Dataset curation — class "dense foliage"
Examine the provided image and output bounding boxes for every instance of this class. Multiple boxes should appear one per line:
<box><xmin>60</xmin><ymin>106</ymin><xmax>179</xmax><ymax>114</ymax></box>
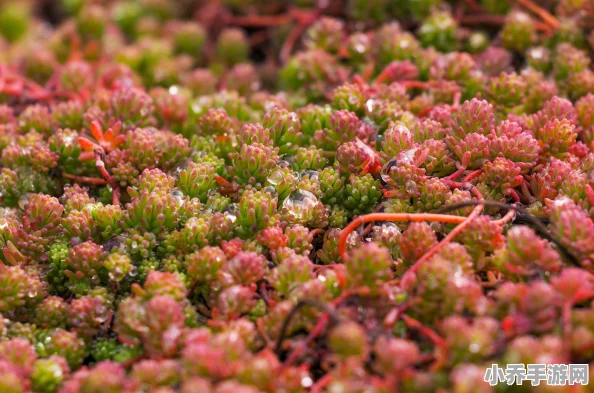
<box><xmin>0</xmin><ymin>0</ymin><xmax>593</xmax><ymax>392</ymax></box>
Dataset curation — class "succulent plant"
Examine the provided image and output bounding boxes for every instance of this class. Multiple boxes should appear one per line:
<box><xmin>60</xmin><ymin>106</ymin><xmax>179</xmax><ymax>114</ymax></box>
<box><xmin>0</xmin><ymin>2</ymin><xmax>592</xmax><ymax>391</ymax></box>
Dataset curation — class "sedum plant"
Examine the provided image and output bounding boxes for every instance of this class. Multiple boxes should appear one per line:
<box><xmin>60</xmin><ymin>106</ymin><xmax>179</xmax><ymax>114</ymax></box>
<box><xmin>0</xmin><ymin>1</ymin><xmax>592</xmax><ymax>392</ymax></box>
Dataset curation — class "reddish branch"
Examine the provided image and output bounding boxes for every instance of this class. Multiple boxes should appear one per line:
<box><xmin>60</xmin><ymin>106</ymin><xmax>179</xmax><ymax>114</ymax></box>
<box><xmin>0</xmin><ymin>65</ymin><xmax>64</xmax><ymax>103</ymax></box>
<box><xmin>310</xmin><ymin>374</ymin><xmax>333</xmax><ymax>393</ymax></box>
<box><xmin>401</xmin><ymin>314</ymin><xmax>447</xmax><ymax>371</ymax></box>
<box><xmin>516</xmin><ymin>0</ymin><xmax>560</xmax><ymax>30</ymax></box>
<box><xmin>62</xmin><ymin>172</ymin><xmax>108</xmax><ymax>185</ymax></box>
<box><xmin>92</xmin><ymin>150</ymin><xmax>119</xmax><ymax>205</ymax></box>
<box><xmin>400</xmin><ymin>80</ymin><xmax>443</xmax><ymax>90</ymax></box>
<box><xmin>278</xmin><ymin>8</ymin><xmax>324</xmax><ymax>63</ymax></box>
<box><xmin>227</xmin><ymin>13</ymin><xmax>291</xmax><ymax>27</ymax></box>
<box><xmin>338</xmin><ymin>212</ymin><xmax>469</xmax><ymax>260</ymax></box>
<box><xmin>339</xmin><ymin>185</ymin><xmax>534</xmax><ymax>294</ymax></box>
<box><xmin>492</xmin><ymin>208</ymin><xmax>516</xmax><ymax>226</ymax></box>
<box><xmin>446</xmin><ymin>168</ymin><xmax>465</xmax><ymax>181</ymax></box>
<box><xmin>76</xmin><ymin>121</ymin><xmax>125</xmax><ymax>205</ymax></box>
<box><xmin>401</xmin><ymin>314</ymin><xmax>446</xmax><ymax>348</ymax></box>
<box><xmin>308</xmin><ymin>228</ymin><xmax>325</xmax><ymax>240</ymax></box>
<box><xmin>383</xmin><ymin>303</ymin><xmax>409</xmax><ymax>329</ymax></box>
<box><xmin>464</xmin><ymin>0</ymin><xmax>484</xmax><ymax>12</ymax></box>
<box><xmin>400</xmin><ymin>199</ymin><xmax>484</xmax><ymax>289</ymax></box>
<box><xmin>463</xmin><ymin>169</ymin><xmax>482</xmax><ymax>183</ymax></box>
<box><xmin>400</xmin><ymin>185</ymin><xmax>485</xmax><ymax>282</ymax></box>
<box><xmin>215</xmin><ymin>174</ymin><xmax>239</xmax><ymax>195</ymax></box>
<box><xmin>520</xmin><ymin>180</ymin><xmax>534</xmax><ymax>204</ymax></box>
<box><xmin>283</xmin><ymin>313</ymin><xmax>330</xmax><ymax>366</ymax></box>
<box><xmin>279</xmin><ymin>290</ymin><xmax>366</xmax><ymax>368</ymax></box>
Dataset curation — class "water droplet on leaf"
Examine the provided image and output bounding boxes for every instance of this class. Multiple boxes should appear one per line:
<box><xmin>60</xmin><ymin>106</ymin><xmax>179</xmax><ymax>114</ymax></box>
<box><xmin>282</xmin><ymin>190</ymin><xmax>318</xmax><ymax>222</ymax></box>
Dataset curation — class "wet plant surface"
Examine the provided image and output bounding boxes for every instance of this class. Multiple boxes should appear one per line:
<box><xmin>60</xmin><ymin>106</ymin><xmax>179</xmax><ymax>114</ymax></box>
<box><xmin>0</xmin><ymin>0</ymin><xmax>594</xmax><ymax>392</ymax></box>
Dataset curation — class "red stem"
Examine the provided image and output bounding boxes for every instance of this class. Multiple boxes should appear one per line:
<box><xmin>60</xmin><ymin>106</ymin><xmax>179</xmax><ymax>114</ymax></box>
<box><xmin>361</xmin><ymin>63</ymin><xmax>375</xmax><ymax>82</ymax></box>
<box><xmin>311</xmin><ymin>374</ymin><xmax>333</xmax><ymax>393</ymax></box>
<box><xmin>383</xmin><ymin>303</ymin><xmax>409</xmax><ymax>329</ymax></box>
<box><xmin>492</xmin><ymin>209</ymin><xmax>516</xmax><ymax>226</ymax></box>
<box><xmin>62</xmin><ymin>172</ymin><xmax>108</xmax><ymax>185</ymax></box>
<box><xmin>400</xmin><ymin>80</ymin><xmax>441</xmax><ymax>90</ymax></box>
<box><xmin>465</xmin><ymin>0</ymin><xmax>484</xmax><ymax>12</ymax></box>
<box><xmin>228</xmin><ymin>14</ymin><xmax>291</xmax><ymax>27</ymax></box>
<box><xmin>280</xmin><ymin>9</ymin><xmax>321</xmax><ymax>63</ymax></box>
<box><xmin>516</xmin><ymin>0</ymin><xmax>560</xmax><ymax>30</ymax></box>
<box><xmin>374</xmin><ymin>64</ymin><xmax>400</xmax><ymax>84</ymax></box>
<box><xmin>94</xmin><ymin>150</ymin><xmax>120</xmax><ymax>205</ymax></box>
<box><xmin>215</xmin><ymin>174</ymin><xmax>233</xmax><ymax>188</ymax></box>
<box><xmin>520</xmin><ymin>180</ymin><xmax>535</xmax><ymax>203</ymax></box>
<box><xmin>453</xmin><ymin>91</ymin><xmax>462</xmax><ymax>107</ymax></box>
<box><xmin>463</xmin><ymin>169</ymin><xmax>482</xmax><ymax>183</ymax></box>
<box><xmin>509</xmin><ymin>189</ymin><xmax>521</xmax><ymax>203</ymax></box>
<box><xmin>308</xmin><ymin>228</ymin><xmax>325</xmax><ymax>240</ymax></box>
<box><xmin>256</xmin><ymin>319</ymin><xmax>273</xmax><ymax>348</ymax></box>
<box><xmin>399</xmin><ymin>187</ymin><xmax>485</xmax><ymax>288</ymax></box>
<box><xmin>401</xmin><ymin>314</ymin><xmax>446</xmax><ymax>348</ymax></box>
<box><xmin>283</xmin><ymin>314</ymin><xmax>329</xmax><ymax>366</ymax></box>
<box><xmin>281</xmin><ymin>289</ymin><xmax>364</xmax><ymax>368</ymax></box>
<box><xmin>446</xmin><ymin>168</ymin><xmax>465</xmax><ymax>181</ymax></box>
<box><xmin>338</xmin><ymin>213</ymin><xmax>468</xmax><ymax>260</ymax></box>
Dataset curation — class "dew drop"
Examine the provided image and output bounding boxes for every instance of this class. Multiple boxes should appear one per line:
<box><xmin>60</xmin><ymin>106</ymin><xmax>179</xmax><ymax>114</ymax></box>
<box><xmin>347</xmin><ymin>231</ymin><xmax>359</xmax><ymax>247</ymax></box>
<box><xmin>277</xmin><ymin>160</ymin><xmax>291</xmax><ymax>169</ymax></box>
<box><xmin>405</xmin><ymin>180</ymin><xmax>418</xmax><ymax>195</ymax></box>
<box><xmin>375</xmin><ymin>133</ymin><xmax>384</xmax><ymax>145</ymax></box>
<box><xmin>354</xmin><ymin>43</ymin><xmax>366</xmax><ymax>53</ymax></box>
<box><xmin>63</xmin><ymin>134</ymin><xmax>75</xmax><ymax>146</ymax></box>
<box><xmin>128</xmin><ymin>266</ymin><xmax>138</xmax><ymax>277</ymax></box>
<box><xmin>381</xmin><ymin>158</ymin><xmax>398</xmax><ymax>182</ymax></box>
<box><xmin>224</xmin><ymin>211</ymin><xmax>237</xmax><ymax>224</ymax></box>
<box><xmin>18</xmin><ymin>194</ymin><xmax>32</xmax><ymax>210</ymax></box>
<box><xmin>223</xmin><ymin>203</ymin><xmax>238</xmax><ymax>224</ymax></box>
<box><xmin>263</xmin><ymin>186</ymin><xmax>277</xmax><ymax>197</ymax></box>
<box><xmin>207</xmin><ymin>188</ymin><xmax>220</xmax><ymax>199</ymax></box>
<box><xmin>170</xmin><ymin>189</ymin><xmax>186</xmax><ymax>208</ymax></box>
<box><xmin>366</xmin><ymin>99</ymin><xmax>377</xmax><ymax>113</ymax></box>
<box><xmin>373</xmin><ymin>222</ymin><xmax>401</xmax><ymax>239</ymax></box>
<box><xmin>94</xmin><ymin>315</ymin><xmax>107</xmax><ymax>324</ymax></box>
<box><xmin>282</xmin><ymin>155</ymin><xmax>296</xmax><ymax>166</ymax></box>
<box><xmin>224</xmin><ymin>203</ymin><xmax>239</xmax><ymax>216</ymax></box>
<box><xmin>168</xmin><ymin>85</ymin><xmax>179</xmax><ymax>95</ymax></box>
<box><xmin>267</xmin><ymin>170</ymin><xmax>284</xmax><ymax>186</ymax></box>
<box><xmin>102</xmin><ymin>236</ymin><xmax>124</xmax><ymax>252</ymax></box>
<box><xmin>400</xmin><ymin>147</ymin><xmax>418</xmax><ymax>164</ymax></box>
<box><xmin>528</xmin><ymin>47</ymin><xmax>545</xmax><ymax>60</ymax></box>
<box><xmin>281</xmin><ymin>190</ymin><xmax>318</xmax><ymax>222</ymax></box>
<box><xmin>552</xmin><ymin>196</ymin><xmax>572</xmax><ymax>208</ymax></box>
<box><xmin>299</xmin><ymin>169</ymin><xmax>318</xmax><ymax>180</ymax></box>
<box><xmin>301</xmin><ymin>377</ymin><xmax>313</xmax><ymax>388</ymax></box>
